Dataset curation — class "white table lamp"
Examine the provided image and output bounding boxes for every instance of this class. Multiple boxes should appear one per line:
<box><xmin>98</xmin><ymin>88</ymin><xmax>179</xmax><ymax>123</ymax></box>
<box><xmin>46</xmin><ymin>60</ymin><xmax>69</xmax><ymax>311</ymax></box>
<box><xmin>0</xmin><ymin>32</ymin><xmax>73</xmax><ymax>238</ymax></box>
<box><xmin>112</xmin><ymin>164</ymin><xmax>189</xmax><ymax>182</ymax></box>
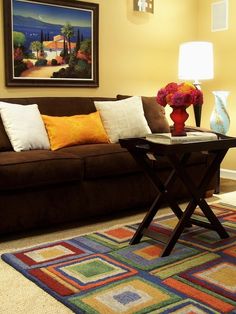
<box><xmin>178</xmin><ymin>41</ymin><xmax>214</xmax><ymax>126</ymax></box>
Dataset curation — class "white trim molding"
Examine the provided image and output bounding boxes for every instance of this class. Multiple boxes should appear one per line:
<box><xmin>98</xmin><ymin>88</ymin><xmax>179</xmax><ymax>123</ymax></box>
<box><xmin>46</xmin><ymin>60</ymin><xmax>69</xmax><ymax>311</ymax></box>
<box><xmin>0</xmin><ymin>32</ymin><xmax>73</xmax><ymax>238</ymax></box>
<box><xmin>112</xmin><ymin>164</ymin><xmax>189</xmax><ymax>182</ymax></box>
<box><xmin>220</xmin><ymin>168</ymin><xmax>236</xmax><ymax>180</ymax></box>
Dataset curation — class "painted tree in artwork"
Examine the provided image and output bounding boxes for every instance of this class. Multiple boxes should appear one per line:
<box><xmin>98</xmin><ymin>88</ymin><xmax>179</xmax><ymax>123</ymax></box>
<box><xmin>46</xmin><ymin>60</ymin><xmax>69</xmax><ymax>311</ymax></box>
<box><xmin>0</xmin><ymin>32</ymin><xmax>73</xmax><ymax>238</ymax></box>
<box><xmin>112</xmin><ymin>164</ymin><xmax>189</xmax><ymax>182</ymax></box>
<box><xmin>30</xmin><ymin>41</ymin><xmax>42</xmax><ymax>59</ymax></box>
<box><xmin>40</xmin><ymin>30</ymin><xmax>44</xmax><ymax>44</ymax></box>
<box><xmin>13</xmin><ymin>31</ymin><xmax>26</xmax><ymax>61</ymax></box>
<box><xmin>75</xmin><ymin>28</ymin><xmax>81</xmax><ymax>53</ymax></box>
<box><xmin>61</xmin><ymin>23</ymin><xmax>74</xmax><ymax>55</ymax></box>
<box><xmin>13</xmin><ymin>31</ymin><xmax>26</xmax><ymax>48</ymax></box>
<box><xmin>60</xmin><ymin>38</ymin><xmax>68</xmax><ymax>62</ymax></box>
<box><xmin>80</xmin><ymin>39</ymin><xmax>91</xmax><ymax>61</ymax></box>
<box><xmin>13</xmin><ymin>31</ymin><xmax>27</xmax><ymax>76</ymax></box>
<box><xmin>13</xmin><ymin>31</ymin><xmax>25</xmax><ymax>58</ymax></box>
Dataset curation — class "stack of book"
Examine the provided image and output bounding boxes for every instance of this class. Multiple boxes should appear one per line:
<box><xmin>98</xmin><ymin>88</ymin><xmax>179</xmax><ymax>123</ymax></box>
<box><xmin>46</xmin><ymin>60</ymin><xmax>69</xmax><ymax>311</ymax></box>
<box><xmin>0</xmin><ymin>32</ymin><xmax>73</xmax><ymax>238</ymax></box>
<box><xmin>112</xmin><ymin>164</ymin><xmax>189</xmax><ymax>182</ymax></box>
<box><xmin>145</xmin><ymin>131</ymin><xmax>218</xmax><ymax>144</ymax></box>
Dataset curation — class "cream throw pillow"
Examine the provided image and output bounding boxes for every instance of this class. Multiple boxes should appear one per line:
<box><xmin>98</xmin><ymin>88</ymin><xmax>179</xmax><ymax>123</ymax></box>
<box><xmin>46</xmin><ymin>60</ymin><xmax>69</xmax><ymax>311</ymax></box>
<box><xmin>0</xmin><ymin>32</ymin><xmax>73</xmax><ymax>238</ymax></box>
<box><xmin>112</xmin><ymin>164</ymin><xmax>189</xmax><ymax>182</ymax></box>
<box><xmin>0</xmin><ymin>102</ymin><xmax>50</xmax><ymax>152</ymax></box>
<box><xmin>94</xmin><ymin>96</ymin><xmax>151</xmax><ymax>143</ymax></box>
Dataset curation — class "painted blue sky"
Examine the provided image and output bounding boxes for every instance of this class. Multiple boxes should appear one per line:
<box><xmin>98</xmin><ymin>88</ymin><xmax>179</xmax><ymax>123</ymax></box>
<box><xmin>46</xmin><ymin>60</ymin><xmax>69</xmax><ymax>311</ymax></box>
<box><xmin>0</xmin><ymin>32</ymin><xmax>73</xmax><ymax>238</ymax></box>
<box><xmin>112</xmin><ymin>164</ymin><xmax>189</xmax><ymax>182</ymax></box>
<box><xmin>13</xmin><ymin>0</ymin><xmax>92</xmax><ymax>27</ymax></box>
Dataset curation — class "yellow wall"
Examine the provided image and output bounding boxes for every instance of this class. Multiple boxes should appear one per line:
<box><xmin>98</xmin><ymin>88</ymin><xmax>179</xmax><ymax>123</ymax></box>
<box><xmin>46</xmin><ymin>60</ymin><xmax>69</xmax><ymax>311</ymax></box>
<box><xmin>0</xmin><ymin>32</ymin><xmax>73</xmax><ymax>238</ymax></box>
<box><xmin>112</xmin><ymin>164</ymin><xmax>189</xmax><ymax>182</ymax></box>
<box><xmin>198</xmin><ymin>0</ymin><xmax>236</xmax><ymax>170</ymax></box>
<box><xmin>0</xmin><ymin>0</ymin><xmax>235</xmax><ymax>170</ymax></box>
<box><xmin>0</xmin><ymin>0</ymin><xmax>197</xmax><ymax>98</ymax></box>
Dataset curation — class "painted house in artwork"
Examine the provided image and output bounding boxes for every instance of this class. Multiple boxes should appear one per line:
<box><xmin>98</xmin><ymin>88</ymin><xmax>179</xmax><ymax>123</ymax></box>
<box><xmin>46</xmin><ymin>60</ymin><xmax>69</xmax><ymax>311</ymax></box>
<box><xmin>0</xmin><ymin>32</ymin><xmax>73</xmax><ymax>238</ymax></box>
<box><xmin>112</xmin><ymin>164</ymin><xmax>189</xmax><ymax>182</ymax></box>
<box><xmin>32</xmin><ymin>35</ymin><xmax>76</xmax><ymax>60</ymax></box>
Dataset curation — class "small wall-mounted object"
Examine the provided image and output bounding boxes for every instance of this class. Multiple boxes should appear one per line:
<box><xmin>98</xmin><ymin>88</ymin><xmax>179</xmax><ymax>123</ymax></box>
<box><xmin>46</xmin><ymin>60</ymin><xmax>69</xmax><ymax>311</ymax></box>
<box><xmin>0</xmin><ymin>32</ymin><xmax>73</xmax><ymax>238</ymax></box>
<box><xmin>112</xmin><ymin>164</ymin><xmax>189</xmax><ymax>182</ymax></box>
<box><xmin>133</xmin><ymin>0</ymin><xmax>154</xmax><ymax>13</ymax></box>
<box><xmin>211</xmin><ymin>0</ymin><xmax>228</xmax><ymax>32</ymax></box>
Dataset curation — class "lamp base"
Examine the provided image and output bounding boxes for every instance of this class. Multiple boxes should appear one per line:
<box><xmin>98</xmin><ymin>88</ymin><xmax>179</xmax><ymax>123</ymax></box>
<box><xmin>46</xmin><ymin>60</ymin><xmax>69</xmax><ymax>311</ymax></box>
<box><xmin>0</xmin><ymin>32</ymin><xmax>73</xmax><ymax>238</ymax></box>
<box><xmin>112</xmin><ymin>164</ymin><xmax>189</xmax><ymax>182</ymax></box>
<box><xmin>193</xmin><ymin>82</ymin><xmax>202</xmax><ymax>127</ymax></box>
<box><xmin>194</xmin><ymin>105</ymin><xmax>202</xmax><ymax>127</ymax></box>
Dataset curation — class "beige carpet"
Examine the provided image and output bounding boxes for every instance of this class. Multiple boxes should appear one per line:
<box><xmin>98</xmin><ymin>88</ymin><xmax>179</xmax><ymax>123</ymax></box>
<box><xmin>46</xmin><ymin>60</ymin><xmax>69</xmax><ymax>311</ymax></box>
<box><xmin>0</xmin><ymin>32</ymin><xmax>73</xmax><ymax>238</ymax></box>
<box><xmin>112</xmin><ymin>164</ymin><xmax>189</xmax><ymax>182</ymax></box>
<box><xmin>0</xmin><ymin>210</ymin><xmax>151</xmax><ymax>314</ymax></box>
<box><xmin>0</xmin><ymin>194</ymin><xmax>234</xmax><ymax>314</ymax></box>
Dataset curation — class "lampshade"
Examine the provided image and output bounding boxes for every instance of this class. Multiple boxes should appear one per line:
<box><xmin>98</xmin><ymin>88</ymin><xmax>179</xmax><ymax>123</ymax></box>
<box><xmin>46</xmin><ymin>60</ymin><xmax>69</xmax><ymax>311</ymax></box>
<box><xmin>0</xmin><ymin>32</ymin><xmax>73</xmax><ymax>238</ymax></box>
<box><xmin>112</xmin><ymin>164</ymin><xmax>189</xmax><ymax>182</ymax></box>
<box><xmin>178</xmin><ymin>41</ymin><xmax>214</xmax><ymax>82</ymax></box>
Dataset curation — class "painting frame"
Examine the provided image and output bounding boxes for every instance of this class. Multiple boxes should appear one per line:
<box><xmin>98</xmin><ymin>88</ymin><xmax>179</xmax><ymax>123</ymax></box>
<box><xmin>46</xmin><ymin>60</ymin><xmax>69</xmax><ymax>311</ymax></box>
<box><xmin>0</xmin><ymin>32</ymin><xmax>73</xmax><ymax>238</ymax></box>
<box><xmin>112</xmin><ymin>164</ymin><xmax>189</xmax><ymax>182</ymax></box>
<box><xmin>3</xmin><ymin>0</ymin><xmax>99</xmax><ymax>87</ymax></box>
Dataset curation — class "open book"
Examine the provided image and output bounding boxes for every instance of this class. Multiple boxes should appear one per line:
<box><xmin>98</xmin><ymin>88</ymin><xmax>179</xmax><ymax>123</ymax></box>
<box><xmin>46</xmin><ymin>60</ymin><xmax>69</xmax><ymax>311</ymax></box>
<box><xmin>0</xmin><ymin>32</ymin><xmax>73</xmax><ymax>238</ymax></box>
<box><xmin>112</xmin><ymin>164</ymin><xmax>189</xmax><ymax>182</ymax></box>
<box><xmin>146</xmin><ymin>131</ymin><xmax>218</xmax><ymax>144</ymax></box>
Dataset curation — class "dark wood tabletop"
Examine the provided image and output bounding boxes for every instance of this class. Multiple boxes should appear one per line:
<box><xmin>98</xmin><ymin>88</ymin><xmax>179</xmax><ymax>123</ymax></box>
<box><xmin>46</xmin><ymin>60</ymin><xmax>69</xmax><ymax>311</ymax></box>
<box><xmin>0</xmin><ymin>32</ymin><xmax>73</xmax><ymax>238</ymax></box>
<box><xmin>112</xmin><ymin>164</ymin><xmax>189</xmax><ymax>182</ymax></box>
<box><xmin>119</xmin><ymin>134</ymin><xmax>236</xmax><ymax>155</ymax></box>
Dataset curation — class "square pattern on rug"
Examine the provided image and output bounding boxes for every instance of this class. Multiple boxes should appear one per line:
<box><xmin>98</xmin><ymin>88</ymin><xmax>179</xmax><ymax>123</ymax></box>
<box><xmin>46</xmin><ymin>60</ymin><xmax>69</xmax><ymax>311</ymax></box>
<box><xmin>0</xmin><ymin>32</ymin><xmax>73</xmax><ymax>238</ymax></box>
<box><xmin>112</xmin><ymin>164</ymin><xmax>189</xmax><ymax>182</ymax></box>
<box><xmin>2</xmin><ymin>205</ymin><xmax>236</xmax><ymax>313</ymax></box>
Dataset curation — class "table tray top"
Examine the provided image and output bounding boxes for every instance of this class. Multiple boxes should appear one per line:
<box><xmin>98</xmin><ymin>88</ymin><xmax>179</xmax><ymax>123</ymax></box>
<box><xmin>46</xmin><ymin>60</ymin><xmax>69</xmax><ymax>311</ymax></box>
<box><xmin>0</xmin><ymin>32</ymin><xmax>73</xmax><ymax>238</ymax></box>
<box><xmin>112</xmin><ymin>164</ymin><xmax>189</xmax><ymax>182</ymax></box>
<box><xmin>119</xmin><ymin>134</ymin><xmax>236</xmax><ymax>155</ymax></box>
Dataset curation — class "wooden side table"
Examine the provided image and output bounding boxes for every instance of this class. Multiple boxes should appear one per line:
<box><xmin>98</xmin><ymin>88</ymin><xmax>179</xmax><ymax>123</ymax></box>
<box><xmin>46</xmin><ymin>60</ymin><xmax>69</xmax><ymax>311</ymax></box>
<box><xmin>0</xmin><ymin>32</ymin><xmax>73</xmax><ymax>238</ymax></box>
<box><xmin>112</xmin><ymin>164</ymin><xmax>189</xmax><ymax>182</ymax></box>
<box><xmin>120</xmin><ymin>134</ymin><xmax>236</xmax><ymax>256</ymax></box>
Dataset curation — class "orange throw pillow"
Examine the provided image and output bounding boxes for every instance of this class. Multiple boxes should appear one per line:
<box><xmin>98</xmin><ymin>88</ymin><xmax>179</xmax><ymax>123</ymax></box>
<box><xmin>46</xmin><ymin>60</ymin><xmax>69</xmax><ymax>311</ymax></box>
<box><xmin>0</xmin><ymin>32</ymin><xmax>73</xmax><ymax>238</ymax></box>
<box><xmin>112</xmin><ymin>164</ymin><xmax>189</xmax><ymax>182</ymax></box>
<box><xmin>41</xmin><ymin>111</ymin><xmax>110</xmax><ymax>150</ymax></box>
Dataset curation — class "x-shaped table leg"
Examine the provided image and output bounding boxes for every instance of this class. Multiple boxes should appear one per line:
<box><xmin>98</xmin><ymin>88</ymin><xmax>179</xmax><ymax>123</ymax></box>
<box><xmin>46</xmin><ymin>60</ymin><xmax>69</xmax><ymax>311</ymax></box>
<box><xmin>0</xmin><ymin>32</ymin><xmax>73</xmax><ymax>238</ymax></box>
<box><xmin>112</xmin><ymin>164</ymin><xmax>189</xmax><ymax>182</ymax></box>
<box><xmin>129</xmin><ymin>151</ymin><xmax>191</xmax><ymax>245</ymax></box>
<box><xmin>129</xmin><ymin>149</ymin><xmax>229</xmax><ymax>256</ymax></box>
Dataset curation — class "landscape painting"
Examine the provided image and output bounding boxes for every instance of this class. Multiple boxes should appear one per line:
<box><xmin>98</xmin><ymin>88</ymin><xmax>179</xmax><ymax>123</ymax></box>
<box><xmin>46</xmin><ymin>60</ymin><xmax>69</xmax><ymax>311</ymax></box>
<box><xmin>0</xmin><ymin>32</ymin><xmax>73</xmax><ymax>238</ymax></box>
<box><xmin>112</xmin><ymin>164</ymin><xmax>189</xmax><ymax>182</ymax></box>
<box><xmin>3</xmin><ymin>0</ymin><xmax>99</xmax><ymax>87</ymax></box>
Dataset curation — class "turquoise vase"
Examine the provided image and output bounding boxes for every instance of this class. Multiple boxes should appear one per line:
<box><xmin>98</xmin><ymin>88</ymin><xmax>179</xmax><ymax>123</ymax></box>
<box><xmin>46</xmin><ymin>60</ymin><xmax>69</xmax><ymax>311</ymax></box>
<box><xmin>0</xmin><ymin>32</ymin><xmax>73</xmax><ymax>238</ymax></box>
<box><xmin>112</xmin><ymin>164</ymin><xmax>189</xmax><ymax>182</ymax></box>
<box><xmin>210</xmin><ymin>91</ymin><xmax>230</xmax><ymax>134</ymax></box>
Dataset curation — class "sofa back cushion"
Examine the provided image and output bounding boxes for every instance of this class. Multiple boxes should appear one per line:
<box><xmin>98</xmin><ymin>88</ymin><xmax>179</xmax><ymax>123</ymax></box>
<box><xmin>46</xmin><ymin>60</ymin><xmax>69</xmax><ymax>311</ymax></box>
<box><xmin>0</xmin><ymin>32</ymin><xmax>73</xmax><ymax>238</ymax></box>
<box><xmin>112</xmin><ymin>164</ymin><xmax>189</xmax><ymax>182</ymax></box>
<box><xmin>0</xmin><ymin>116</ymin><xmax>12</xmax><ymax>151</ymax></box>
<box><xmin>0</xmin><ymin>97</ymin><xmax>116</xmax><ymax>115</ymax></box>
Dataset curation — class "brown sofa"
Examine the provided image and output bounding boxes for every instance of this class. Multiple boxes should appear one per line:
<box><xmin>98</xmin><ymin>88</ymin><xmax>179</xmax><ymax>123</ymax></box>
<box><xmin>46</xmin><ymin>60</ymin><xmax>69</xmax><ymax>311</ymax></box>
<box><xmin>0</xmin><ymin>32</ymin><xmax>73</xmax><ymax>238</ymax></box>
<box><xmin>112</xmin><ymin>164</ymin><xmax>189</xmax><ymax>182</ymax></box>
<box><xmin>0</xmin><ymin>96</ymin><xmax>217</xmax><ymax>236</ymax></box>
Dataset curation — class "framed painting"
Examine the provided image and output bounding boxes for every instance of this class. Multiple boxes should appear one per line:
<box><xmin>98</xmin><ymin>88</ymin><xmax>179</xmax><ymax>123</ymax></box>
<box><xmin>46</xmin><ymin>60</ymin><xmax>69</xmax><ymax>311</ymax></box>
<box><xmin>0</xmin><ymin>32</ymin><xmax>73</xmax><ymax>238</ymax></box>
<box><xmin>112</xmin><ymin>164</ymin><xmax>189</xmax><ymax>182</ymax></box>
<box><xmin>3</xmin><ymin>0</ymin><xmax>99</xmax><ymax>87</ymax></box>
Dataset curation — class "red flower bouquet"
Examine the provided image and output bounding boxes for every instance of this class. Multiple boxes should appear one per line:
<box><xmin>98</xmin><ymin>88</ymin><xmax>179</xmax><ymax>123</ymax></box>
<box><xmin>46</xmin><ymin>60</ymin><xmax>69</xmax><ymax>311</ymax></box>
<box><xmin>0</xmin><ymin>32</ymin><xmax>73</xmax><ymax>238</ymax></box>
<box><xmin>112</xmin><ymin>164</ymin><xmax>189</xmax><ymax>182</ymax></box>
<box><xmin>157</xmin><ymin>82</ymin><xmax>203</xmax><ymax>108</ymax></box>
<box><xmin>157</xmin><ymin>82</ymin><xmax>203</xmax><ymax>136</ymax></box>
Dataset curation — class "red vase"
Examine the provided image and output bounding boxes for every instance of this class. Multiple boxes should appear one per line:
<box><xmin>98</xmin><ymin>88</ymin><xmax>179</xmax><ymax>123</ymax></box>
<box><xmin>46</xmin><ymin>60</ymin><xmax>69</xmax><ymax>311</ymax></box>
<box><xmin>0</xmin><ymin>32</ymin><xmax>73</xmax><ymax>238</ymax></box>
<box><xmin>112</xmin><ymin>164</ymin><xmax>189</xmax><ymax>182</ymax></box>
<box><xmin>170</xmin><ymin>106</ymin><xmax>189</xmax><ymax>136</ymax></box>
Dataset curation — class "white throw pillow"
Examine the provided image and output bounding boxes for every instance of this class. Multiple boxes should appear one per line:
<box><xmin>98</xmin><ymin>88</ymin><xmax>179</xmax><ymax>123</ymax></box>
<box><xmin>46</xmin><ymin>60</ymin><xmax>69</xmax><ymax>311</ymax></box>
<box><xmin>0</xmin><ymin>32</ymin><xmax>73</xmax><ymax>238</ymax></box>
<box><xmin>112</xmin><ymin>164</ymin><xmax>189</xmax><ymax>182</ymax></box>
<box><xmin>0</xmin><ymin>102</ymin><xmax>50</xmax><ymax>152</ymax></box>
<box><xmin>94</xmin><ymin>96</ymin><xmax>151</xmax><ymax>143</ymax></box>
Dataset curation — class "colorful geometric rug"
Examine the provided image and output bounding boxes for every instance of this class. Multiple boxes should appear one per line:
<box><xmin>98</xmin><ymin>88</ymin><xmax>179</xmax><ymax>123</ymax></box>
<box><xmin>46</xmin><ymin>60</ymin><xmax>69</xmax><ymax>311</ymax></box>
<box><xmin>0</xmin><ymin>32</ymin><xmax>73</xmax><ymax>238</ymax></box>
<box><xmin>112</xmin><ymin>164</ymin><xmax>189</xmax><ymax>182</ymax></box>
<box><xmin>2</xmin><ymin>203</ymin><xmax>236</xmax><ymax>313</ymax></box>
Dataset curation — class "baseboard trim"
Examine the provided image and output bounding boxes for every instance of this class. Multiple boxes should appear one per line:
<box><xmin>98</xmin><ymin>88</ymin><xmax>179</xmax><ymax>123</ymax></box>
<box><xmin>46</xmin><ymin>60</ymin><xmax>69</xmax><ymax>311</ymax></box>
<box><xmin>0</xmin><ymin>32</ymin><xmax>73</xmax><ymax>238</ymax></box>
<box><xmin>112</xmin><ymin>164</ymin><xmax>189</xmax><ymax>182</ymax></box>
<box><xmin>220</xmin><ymin>168</ymin><xmax>236</xmax><ymax>180</ymax></box>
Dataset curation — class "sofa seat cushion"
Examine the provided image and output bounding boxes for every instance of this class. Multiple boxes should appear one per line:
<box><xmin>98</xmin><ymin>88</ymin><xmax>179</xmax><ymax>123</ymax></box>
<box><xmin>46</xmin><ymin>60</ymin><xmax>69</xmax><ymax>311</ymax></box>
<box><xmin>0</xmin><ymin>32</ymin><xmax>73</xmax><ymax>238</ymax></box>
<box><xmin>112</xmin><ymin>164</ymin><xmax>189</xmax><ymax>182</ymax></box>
<box><xmin>0</xmin><ymin>150</ymin><xmax>84</xmax><ymax>190</ymax></box>
<box><xmin>59</xmin><ymin>143</ymin><xmax>141</xmax><ymax>179</ymax></box>
<box><xmin>59</xmin><ymin>144</ymin><xmax>209</xmax><ymax>180</ymax></box>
